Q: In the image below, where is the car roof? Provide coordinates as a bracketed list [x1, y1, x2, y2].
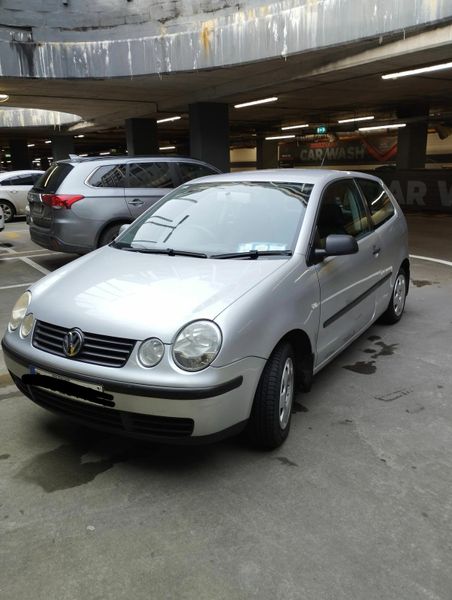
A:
[0, 169, 44, 179]
[183, 168, 382, 185]
[58, 155, 218, 166]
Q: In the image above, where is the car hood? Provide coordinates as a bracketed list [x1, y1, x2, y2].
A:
[30, 246, 287, 342]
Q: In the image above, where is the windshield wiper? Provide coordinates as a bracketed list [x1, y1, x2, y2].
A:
[118, 246, 208, 259]
[211, 250, 293, 259]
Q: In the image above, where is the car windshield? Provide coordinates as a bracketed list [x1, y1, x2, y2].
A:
[113, 181, 312, 257]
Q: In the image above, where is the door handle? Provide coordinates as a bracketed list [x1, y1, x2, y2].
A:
[372, 246, 381, 256]
[128, 199, 144, 206]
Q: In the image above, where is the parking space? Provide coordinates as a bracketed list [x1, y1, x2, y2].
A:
[0, 218, 451, 599]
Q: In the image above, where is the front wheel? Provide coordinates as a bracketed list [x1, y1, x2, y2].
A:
[379, 267, 407, 324]
[0, 200, 15, 223]
[247, 342, 295, 450]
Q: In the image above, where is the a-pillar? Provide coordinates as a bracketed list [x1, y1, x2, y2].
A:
[396, 103, 429, 169]
[189, 103, 229, 172]
[9, 139, 31, 169]
[125, 118, 158, 156]
[50, 135, 75, 161]
[256, 135, 279, 169]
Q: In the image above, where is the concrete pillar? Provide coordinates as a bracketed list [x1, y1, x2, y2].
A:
[51, 135, 75, 161]
[189, 103, 229, 172]
[256, 136, 278, 169]
[396, 103, 429, 169]
[9, 139, 31, 169]
[40, 157, 50, 170]
[125, 118, 158, 156]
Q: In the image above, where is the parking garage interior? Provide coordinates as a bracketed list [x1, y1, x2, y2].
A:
[1, 1, 452, 599]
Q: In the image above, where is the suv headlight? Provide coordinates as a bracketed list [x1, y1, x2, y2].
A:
[9, 292, 31, 331]
[173, 320, 222, 371]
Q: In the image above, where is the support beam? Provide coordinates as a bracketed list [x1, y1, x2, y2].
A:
[396, 103, 429, 169]
[189, 103, 229, 172]
[9, 139, 30, 170]
[50, 135, 75, 161]
[125, 118, 158, 156]
[256, 136, 278, 169]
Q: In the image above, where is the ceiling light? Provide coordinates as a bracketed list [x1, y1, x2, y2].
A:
[156, 116, 181, 124]
[27, 144, 35, 147]
[382, 61, 452, 80]
[359, 123, 406, 132]
[0, 94, 9, 102]
[338, 115, 375, 124]
[265, 134, 295, 140]
[159, 145, 176, 150]
[45, 140, 52, 144]
[281, 123, 309, 131]
[234, 97, 278, 109]
[99, 151, 110, 155]
[74, 134, 85, 138]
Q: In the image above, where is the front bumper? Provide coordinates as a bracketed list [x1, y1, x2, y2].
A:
[2, 337, 265, 443]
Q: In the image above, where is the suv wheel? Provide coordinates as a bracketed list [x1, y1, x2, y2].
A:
[98, 223, 127, 247]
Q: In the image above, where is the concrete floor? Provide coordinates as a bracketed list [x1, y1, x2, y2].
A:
[0, 217, 451, 600]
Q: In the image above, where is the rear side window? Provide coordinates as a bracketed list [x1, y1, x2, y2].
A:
[34, 164, 74, 193]
[356, 178, 395, 228]
[88, 164, 127, 188]
[0, 177, 16, 186]
[127, 162, 173, 188]
[178, 162, 218, 183]
[11, 174, 35, 185]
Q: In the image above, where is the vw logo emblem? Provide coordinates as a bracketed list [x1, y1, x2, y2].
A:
[62, 328, 84, 358]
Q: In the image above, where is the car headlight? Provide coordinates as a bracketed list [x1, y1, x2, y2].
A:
[20, 313, 35, 338]
[138, 337, 165, 368]
[8, 292, 31, 331]
[173, 320, 222, 372]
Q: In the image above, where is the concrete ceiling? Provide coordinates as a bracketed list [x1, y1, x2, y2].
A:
[1, 24, 452, 151]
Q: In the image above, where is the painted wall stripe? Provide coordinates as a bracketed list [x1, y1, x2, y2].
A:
[409, 254, 452, 268]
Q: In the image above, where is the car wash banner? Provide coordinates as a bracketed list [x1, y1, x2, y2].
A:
[279, 134, 398, 167]
[376, 170, 452, 213]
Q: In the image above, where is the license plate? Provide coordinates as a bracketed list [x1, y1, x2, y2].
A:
[30, 366, 103, 393]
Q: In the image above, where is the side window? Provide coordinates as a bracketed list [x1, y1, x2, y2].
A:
[316, 179, 370, 247]
[0, 177, 16, 186]
[356, 178, 395, 228]
[127, 162, 173, 188]
[178, 162, 217, 183]
[13, 175, 35, 185]
[88, 164, 127, 188]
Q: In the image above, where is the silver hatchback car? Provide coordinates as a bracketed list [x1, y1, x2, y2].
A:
[2, 169, 409, 449]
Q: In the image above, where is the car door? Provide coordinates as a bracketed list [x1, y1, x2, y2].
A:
[125, 161, 176, 219]
[355, 177, 398, 316]
[12, 173, 42, 214]
[313, 178, 381, 367]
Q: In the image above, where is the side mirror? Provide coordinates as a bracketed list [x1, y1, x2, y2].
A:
[311, 234, 358, 263]
[118, 224, 130, 236]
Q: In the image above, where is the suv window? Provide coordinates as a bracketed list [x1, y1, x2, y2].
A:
[127, 162, 173, 188]
[88, 164, 127, 188]
[178, 162, 217, 183]
[34, 164, 74, 193]
[316, 179, 370, 246]
[356, 178, 395, 228]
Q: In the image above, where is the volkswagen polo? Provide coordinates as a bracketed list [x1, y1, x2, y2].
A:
[2, 169, 409, 449]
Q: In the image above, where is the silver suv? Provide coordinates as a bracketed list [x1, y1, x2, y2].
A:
[28, 156, 220, 254]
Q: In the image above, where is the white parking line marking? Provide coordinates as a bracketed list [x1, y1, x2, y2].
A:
[0, 252, 57, 261]
[20, 256, 50, 275]
[409, 254, 452, 268]
[0, 282, 34, 290]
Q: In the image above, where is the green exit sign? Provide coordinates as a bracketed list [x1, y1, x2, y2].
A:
[316, 126, 327, 134]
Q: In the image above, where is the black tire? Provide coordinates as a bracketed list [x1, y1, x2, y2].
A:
[0, 200, 15, 223]
[379, 267, 407, 325]
[247, 341, 296, 450]
[97, 222, 127, 247]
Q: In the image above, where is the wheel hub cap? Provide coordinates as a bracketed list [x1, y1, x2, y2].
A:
[279, 357, 294, 429]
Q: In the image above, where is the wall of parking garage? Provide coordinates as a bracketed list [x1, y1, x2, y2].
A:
[0, 0, 451, 78]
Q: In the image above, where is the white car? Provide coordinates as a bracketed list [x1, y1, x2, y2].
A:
[0, 170, 44, 222]
[0, 205, 4, 231]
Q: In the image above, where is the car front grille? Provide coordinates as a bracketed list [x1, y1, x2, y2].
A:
[13, 376, 194, 438]
[32, 320, 136, 368]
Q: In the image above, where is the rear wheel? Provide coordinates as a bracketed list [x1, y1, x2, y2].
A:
[98, 222, 127, 247]
[247, 341, 295, 449]
[379, 267, 407, 324]
[0, 200, 15, 223]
